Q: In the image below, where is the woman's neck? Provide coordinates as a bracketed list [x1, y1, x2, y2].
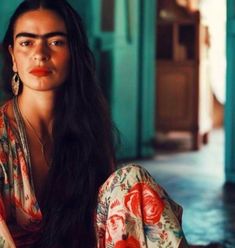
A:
[17, 90, 56, 137]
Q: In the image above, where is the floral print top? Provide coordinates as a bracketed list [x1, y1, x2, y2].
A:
[0, 101, 187, 247]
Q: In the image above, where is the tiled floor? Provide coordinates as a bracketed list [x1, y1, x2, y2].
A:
[133, 128, 235, 247]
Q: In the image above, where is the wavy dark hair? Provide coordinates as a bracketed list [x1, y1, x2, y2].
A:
[2, 0, 116, 247]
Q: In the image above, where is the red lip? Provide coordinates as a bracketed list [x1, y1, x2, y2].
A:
[30, 67, 52, 77]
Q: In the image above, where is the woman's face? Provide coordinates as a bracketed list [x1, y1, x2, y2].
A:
[9, 9, 70, 93]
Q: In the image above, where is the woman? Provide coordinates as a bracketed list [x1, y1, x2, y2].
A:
[0, 0, 188, 247]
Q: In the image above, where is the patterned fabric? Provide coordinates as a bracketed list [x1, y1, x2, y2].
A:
[0, 101, 187, 247]
[96, 165, 186, 248]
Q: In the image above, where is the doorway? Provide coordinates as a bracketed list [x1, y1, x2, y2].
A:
[155, 0, 226, 178]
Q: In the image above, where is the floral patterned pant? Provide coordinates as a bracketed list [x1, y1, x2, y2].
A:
[96, 164, 188, 248]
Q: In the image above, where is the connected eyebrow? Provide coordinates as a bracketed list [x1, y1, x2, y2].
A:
[15, 31, 67, 39]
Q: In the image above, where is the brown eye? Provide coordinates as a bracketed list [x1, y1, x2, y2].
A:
[20, 40, 33, 47]
[49, 40, 66, 46]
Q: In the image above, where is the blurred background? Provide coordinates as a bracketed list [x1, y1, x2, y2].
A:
[0, 0, 234, 247]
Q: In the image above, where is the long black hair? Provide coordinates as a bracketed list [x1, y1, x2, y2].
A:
[2, 0, 116, 247]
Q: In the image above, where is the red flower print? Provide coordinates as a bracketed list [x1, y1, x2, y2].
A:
[114, 236, 141, 248]
[111, 199, 121, 209]
[7, 128, 13, 141]
[121, 183, 126, 191]
[160, 230, 168, 240]
[0, 118, 4, 129]
[0, 198, 6, 221]
[0, 150, 7, 164]
[124, 183, 165, 225]
[106, 213, 125, 242]
[124, 184, 142, 218]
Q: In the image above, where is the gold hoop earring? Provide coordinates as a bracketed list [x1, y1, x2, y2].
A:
[11, 73, 20, 96]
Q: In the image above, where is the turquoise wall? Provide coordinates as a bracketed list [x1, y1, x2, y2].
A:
[0, 0, 22, 41]
[226, 0, 235, 183]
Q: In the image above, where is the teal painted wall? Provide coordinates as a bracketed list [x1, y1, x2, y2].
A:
[90, 0, 156, 159]
[69, 0, 93, 37]
[226, 0, 235, 183]
[111, 0, 140, 158]
[0, 1, 23, 100]
[0, 0, 22, 41]
[138, 0, 156, 157]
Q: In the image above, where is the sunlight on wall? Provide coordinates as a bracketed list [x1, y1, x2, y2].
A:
[200, 0, 226, 104]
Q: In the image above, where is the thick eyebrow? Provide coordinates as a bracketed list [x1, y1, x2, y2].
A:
[15, 31, 67, 39]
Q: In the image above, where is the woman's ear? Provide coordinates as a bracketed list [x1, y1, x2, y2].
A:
[8, 45, 17, 72]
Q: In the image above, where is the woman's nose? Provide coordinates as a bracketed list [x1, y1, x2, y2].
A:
[33, 42, 50, 62]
